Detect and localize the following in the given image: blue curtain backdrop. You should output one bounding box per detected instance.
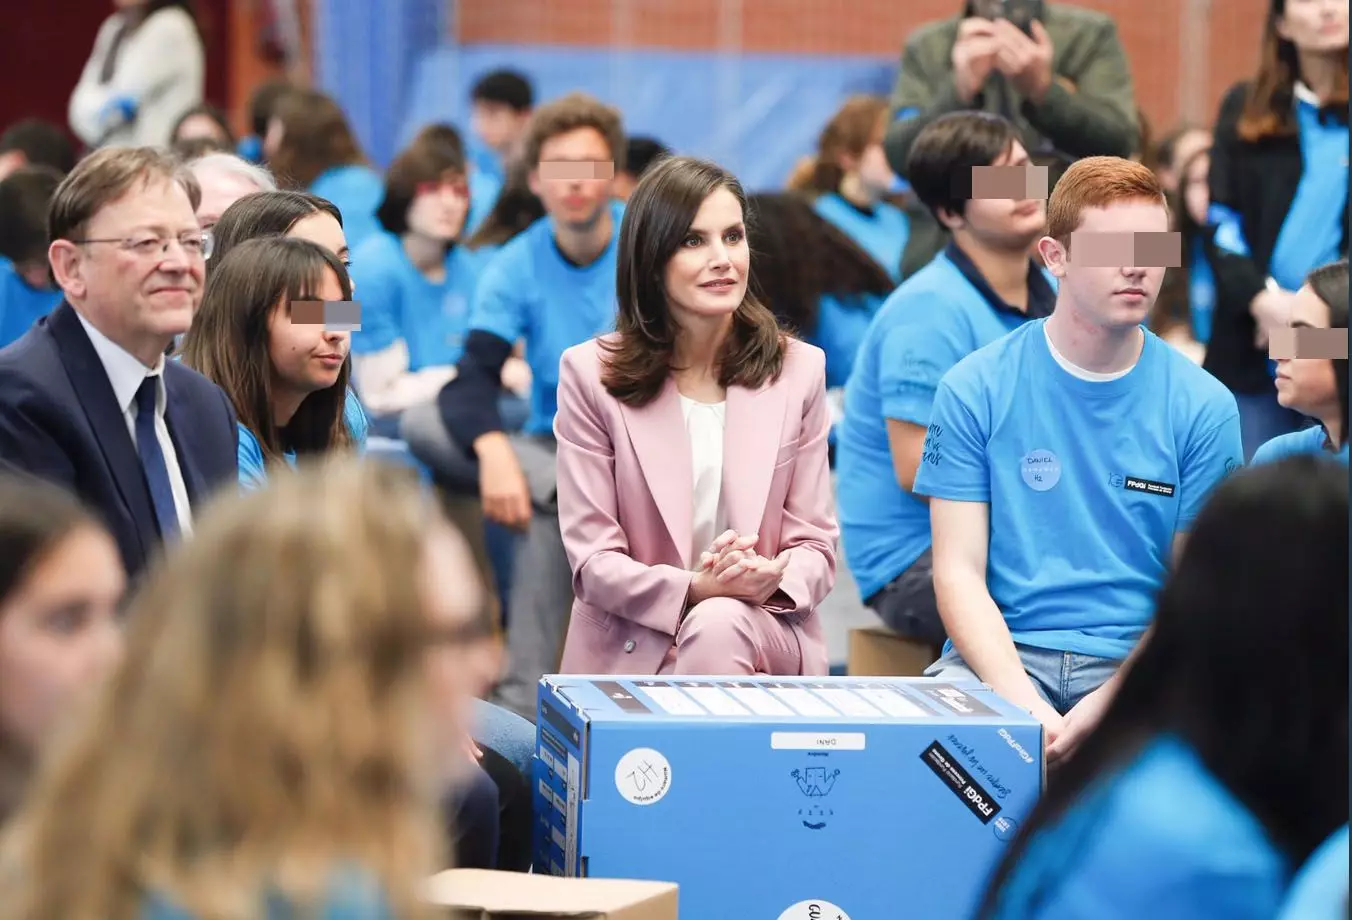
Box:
[313,0,897,191]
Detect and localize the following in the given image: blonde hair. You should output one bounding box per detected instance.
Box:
[0,457,484,920]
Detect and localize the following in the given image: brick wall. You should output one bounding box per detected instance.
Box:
[455,0,1270,133]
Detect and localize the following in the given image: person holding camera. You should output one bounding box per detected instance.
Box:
[884,2,1140,275]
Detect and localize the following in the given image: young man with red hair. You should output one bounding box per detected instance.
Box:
[913,156,1242,762]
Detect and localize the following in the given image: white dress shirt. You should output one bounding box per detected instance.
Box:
[77,313,193,535]
[680,394,727,569]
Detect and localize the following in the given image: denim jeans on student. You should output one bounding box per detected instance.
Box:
[924,642,1121,715]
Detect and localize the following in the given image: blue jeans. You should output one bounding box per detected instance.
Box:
[923,642,1121,715]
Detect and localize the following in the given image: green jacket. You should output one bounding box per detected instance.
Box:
[884,3,1139,276]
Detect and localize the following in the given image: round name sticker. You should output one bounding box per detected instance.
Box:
[777,901,852,920]
[1020,449,1061,492]
[614,748,672,806]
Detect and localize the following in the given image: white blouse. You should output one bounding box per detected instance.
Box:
[679,395,727,569]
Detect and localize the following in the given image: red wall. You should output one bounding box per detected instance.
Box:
[0,0,230,148]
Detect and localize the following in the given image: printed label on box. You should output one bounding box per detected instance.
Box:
[920,740,1002,824]
[615,747,672,806]
[777,899,853,919]
[917,684,998,717]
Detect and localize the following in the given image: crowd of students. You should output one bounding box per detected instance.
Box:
[0,0,1344,916]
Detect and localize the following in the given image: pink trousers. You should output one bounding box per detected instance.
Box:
[657,596,805,676]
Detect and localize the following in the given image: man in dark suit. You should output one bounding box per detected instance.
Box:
[0,146,238,577]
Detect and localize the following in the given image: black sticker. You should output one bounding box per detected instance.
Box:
[540,699,581,748]
[1123,476,1176,498]
[921,741,1002,824]
[593,680,653,714]
[917,683,999,717]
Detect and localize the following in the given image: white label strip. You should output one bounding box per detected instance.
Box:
[771,731,867,751]
[723,685,796,717]
[768,687,844,718]
[811,688,885,718]
[564,753,581,876]
[856,687,931,718]
[641,684,708,716]
[683,685,750,716]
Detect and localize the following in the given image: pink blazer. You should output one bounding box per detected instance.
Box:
[553,334,838,677]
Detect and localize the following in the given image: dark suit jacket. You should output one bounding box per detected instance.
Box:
[0,302,239,577]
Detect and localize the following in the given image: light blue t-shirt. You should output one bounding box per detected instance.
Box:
[810,293,884,391]
[1268,89,1349,292]
[1188,237,1215,345]
[912,322,1243,659]
[1252,424,1348,465]
[813,192,910,283]
[0,257,61,348]
[349,232,484,371]
[467,201,624,436]
[142,868,393,920]
[836,251,1053,601]
[1278,825,1350,920]
[309,165,385,249]
[467,168,502,236]
[988,735,1290,920]
[238,391,369,489]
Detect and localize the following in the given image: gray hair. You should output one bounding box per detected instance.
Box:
[186,152,277,192]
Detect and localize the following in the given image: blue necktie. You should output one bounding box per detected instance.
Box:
[134,377,179,539]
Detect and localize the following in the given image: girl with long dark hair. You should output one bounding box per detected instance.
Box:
[1254,258,1349,463]
[979,456,1349,919]
[1204,0,1348,459]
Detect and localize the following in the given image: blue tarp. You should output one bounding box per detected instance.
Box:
[313,3,898,192]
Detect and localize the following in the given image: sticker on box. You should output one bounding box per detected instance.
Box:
[615,747,672,805]
[777,900,852,919]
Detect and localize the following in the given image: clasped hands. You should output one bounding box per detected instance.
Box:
[689,529,788,607]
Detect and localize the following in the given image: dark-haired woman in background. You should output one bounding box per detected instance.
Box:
[554,155,837,677]
[206,189,369,443]
[169,102,236,152]
[264,88,385,248]
[1253,258,1348,464]
[1204,0,1348,460]
[0,476,124,828]
[745,192,893,410]
[978,455,1348,920]
[1148,145,1213,363]
[789,95,910,283]
[180,237,356,488]
[68,0,204,149]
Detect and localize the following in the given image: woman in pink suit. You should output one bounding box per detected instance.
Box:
[554,155,838,677]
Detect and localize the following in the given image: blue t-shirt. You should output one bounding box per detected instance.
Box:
[309,165,385,249]
[912,322,1243,659]
[466,168,502,236]
[1252,424,1349,465]
[1278,825,1350,920]
[142,869,393,919]
[238,390,369,489]
[1188,237,1215,345]
[468,201,625,436]
[1268,90,1349,292]
[810,293,884,391]
[813,192,910,283]
[0,257,61,348]
[836,250,1054,601]
[988,735,1290,920]
[349,232,483,371]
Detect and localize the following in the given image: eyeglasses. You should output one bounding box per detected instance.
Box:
[71,230,213,260]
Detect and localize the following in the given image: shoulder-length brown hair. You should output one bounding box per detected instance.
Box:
[601,155,785,407]
[268,88,368,190]
[0,457,472,920]
[1238,0,1349,141]
[786,95,889,196]
[179,236,355,464]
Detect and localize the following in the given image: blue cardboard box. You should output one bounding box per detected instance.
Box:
[533,675,1044,920]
